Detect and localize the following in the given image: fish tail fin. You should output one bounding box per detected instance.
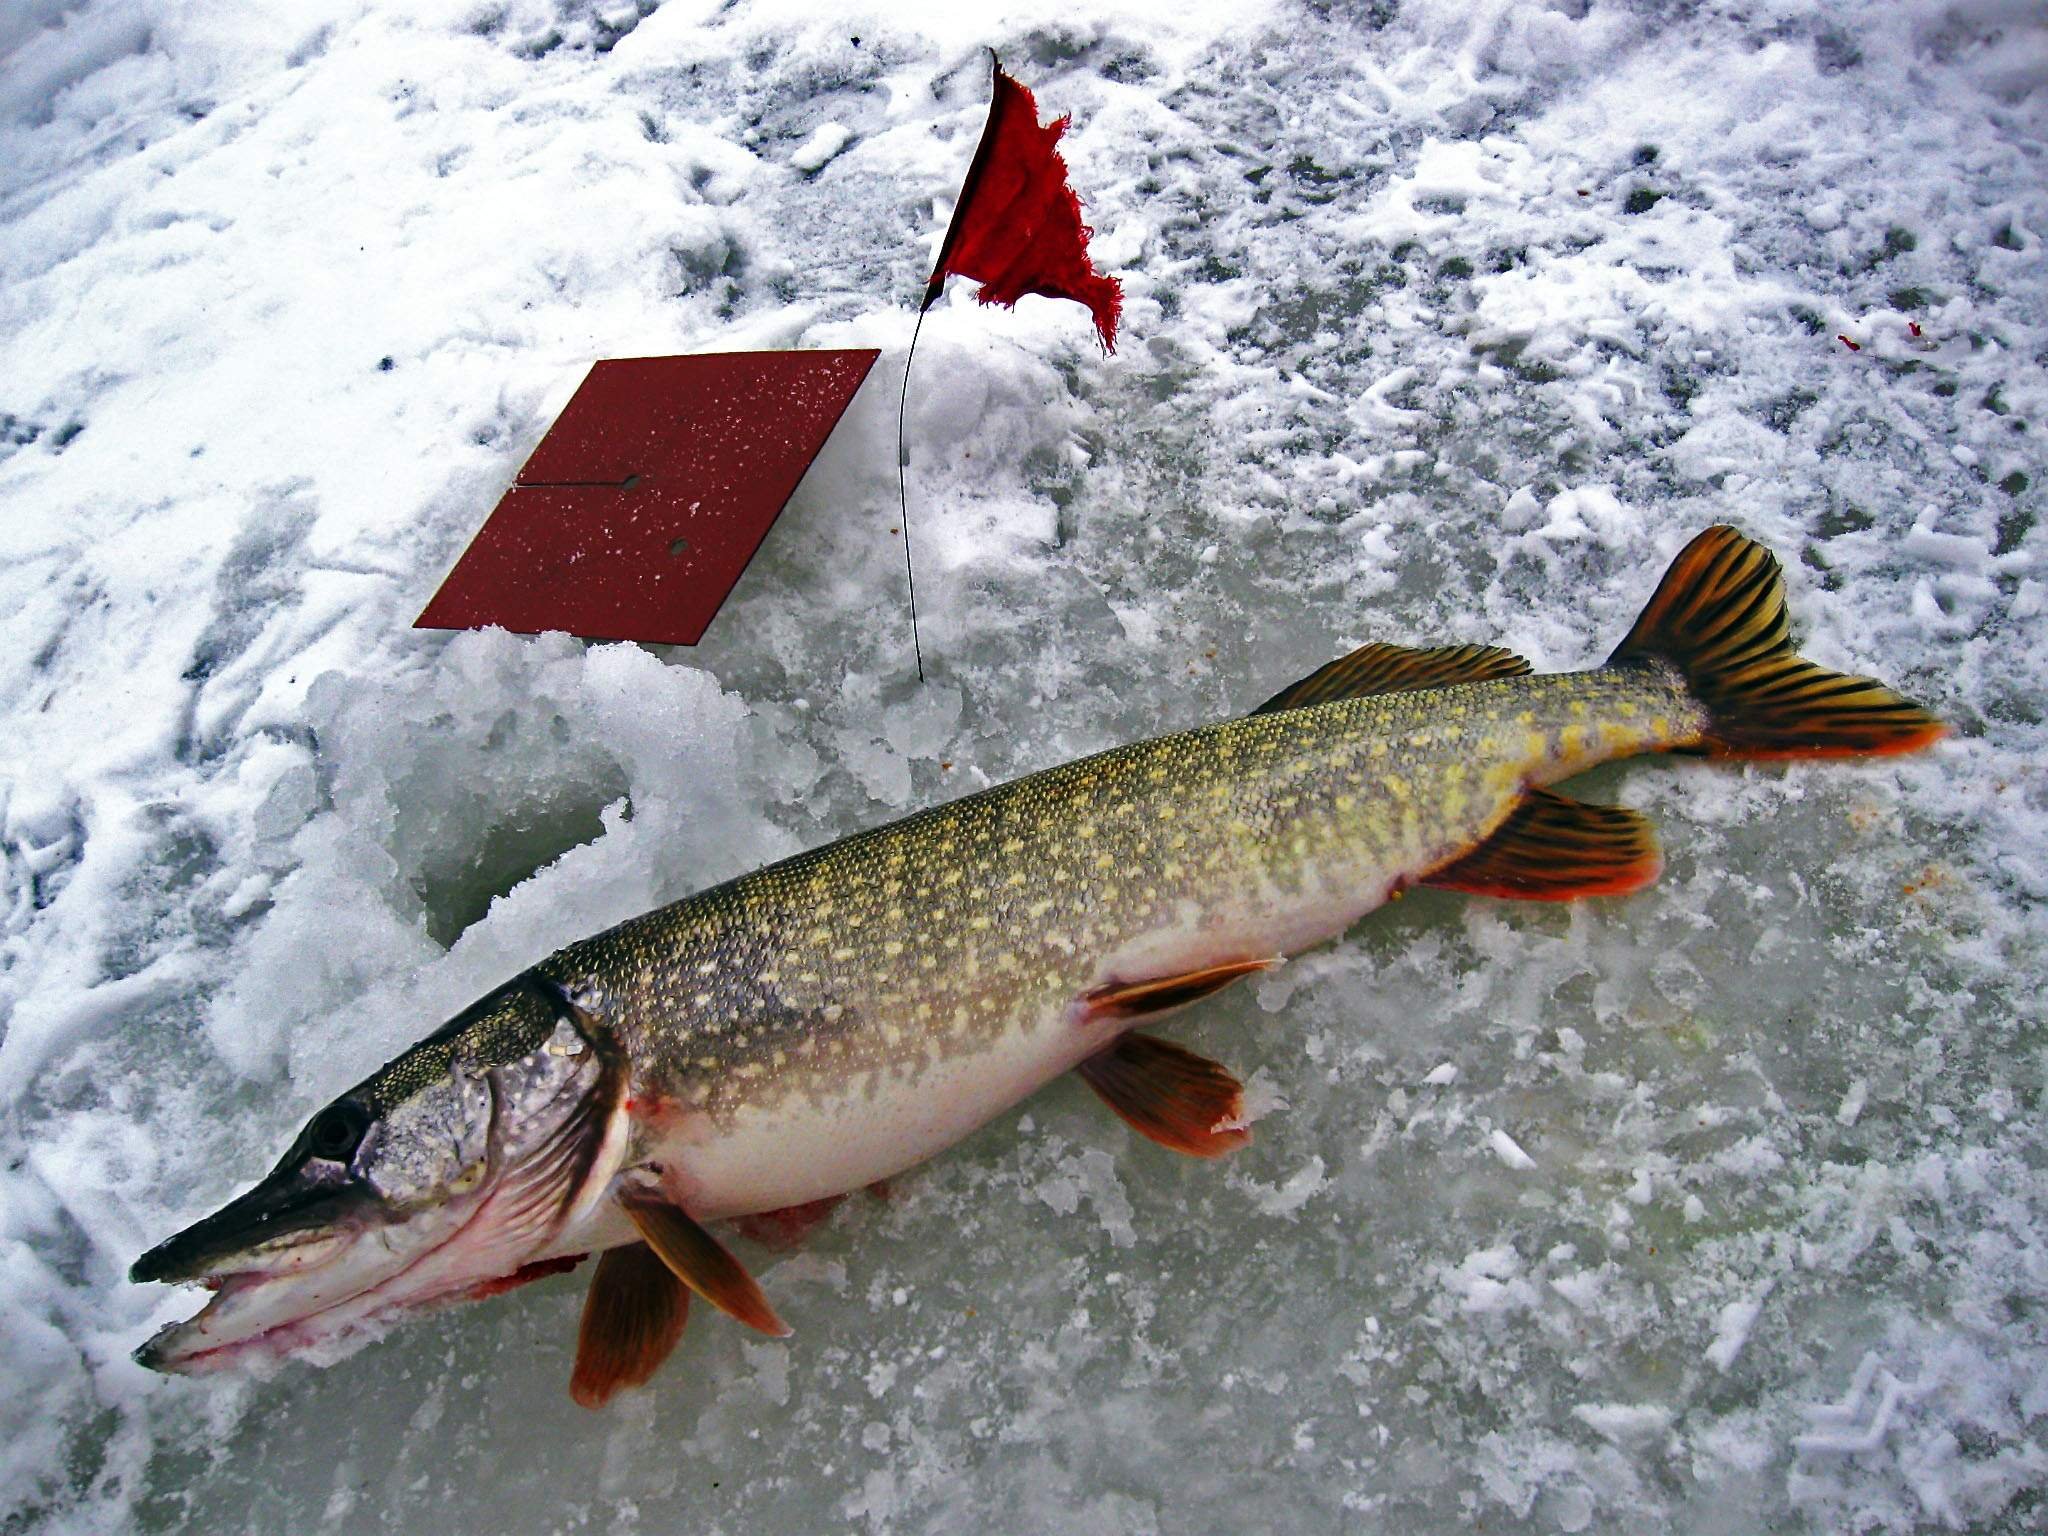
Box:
[1607,526,1944,760]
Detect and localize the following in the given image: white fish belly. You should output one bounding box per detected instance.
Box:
[653,1012,1097,1220]
[654,848,1411,1225]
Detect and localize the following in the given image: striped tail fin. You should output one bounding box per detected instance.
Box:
[1607,526,1944,760]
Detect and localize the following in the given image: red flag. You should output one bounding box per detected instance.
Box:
[923,57,1122,351]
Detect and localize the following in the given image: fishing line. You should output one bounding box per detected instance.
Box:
[895,305,928,683]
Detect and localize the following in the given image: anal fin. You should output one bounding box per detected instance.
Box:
[620,1189,792,1337]
[1082,956,1280,1023]
[1423,786,1660,900]
[1254,642,1531,715]
[570,1241,689,1409]
[1077,1033,1251,1158]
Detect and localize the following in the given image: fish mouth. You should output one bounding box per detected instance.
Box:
[134,1060,631,1375]
[133,1229,588,1376]
[130,1166,366,1288]
[132,1198,419,1376]
[132,1186,556,1375]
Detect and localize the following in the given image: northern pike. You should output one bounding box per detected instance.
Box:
[131,528,1942,1404]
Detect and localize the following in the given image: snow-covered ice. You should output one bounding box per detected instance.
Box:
[3,0,2045,1532]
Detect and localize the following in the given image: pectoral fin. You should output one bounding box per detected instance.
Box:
[1081,957,1281,1023]
[1078,1033,1251,1158]
[570,1241,689,1409]
[619,1189,792,1337]
[1423,787,1660,900]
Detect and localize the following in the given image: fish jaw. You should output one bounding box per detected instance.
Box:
[137,1116,627,1374]
[136,994,638,1376]
[136,1209,463,1375]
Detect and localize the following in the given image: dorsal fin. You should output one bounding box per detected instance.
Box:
[1252,642,1531,716]
[1422,787,1661,900]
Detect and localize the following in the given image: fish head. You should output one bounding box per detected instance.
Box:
[131,975,630,1374]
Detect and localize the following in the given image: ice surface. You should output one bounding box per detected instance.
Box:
[3,0,2045,1532]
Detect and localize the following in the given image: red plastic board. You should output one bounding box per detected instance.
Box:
[415,349,879,646]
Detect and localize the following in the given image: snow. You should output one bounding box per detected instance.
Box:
[1489,1127,1537,1171]
[2,0,2045,1532]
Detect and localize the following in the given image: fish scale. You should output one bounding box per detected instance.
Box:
[534,666,1707,1222]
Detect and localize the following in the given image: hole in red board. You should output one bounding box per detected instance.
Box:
[668,537,690,557]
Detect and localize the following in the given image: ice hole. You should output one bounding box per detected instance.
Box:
[408,768,629,948]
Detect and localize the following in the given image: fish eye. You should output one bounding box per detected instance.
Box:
[305,1101,369,1164]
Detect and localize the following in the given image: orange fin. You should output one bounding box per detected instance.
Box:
[1081,956,1280,1023]
[463,1252,584,1302]
[1423,787,1661,900]
[570,1242,689,1409]
[1607,525,1944,759]
[730,1195,845,1251]
[1077,1033,1251,1158]
[1253,642,1530,715]
[619,1189,791,1337]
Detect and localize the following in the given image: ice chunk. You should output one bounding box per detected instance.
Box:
[790,123,853,174]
